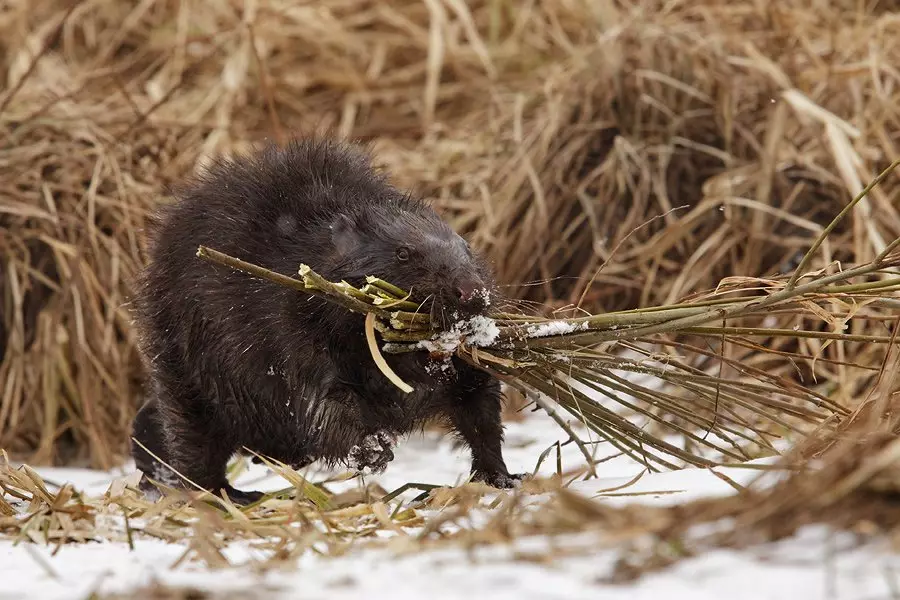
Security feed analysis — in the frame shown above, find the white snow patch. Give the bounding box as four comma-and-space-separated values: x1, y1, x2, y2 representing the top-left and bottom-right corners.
525, 320, 590, 338
418, 329, 462, 354
5, 526, 898, 600
472, 287, 492, 308
424, 358, 453, 377
5, 439, 897, 600
417, 315, 501, 354
465, 315, 500, 346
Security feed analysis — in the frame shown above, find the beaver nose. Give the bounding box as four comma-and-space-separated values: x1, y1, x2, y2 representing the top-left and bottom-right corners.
454, 279, 486, 310
456, 283, 476, 303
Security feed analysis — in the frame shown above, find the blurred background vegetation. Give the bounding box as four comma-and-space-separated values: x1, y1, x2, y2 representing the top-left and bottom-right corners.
1, 0, 898, 470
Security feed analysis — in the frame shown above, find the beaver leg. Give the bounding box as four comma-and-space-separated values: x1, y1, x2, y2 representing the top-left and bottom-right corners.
450, 365, 524, 489
132, 376, 263, 506
131, 395, 169, 485
296, 382, 398, 475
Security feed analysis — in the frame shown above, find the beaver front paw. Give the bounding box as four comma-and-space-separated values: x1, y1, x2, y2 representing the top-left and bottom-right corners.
348, 431, 396, 474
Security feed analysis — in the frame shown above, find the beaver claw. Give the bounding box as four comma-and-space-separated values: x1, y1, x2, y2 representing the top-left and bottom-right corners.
472, 470, 526, 489
251, 454, 313, 470
221, 485, 264, 506
348, 431, 396, 474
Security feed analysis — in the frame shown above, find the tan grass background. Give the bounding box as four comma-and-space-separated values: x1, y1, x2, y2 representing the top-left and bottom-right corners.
1, 0, 899, 470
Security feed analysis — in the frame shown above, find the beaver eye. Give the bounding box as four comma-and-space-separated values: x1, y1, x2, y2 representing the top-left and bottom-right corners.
396, 246, 410, 262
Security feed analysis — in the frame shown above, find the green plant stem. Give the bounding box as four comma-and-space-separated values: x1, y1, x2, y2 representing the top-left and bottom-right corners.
521, 257, 900, 349
365, 276, 409, 298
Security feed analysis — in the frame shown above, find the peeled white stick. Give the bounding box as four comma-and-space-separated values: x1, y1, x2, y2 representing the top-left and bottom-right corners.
365, 312, 414, 394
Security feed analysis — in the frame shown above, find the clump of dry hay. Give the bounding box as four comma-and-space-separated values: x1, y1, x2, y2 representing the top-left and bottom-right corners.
415, 1, 900, 313
2, 0, 900, 469
0, 446, 532, 572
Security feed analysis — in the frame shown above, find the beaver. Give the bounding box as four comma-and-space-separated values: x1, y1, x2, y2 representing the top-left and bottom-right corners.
130, 137, 523, 504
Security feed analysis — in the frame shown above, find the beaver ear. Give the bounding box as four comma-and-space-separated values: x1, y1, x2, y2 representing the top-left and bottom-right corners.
330, 213, 361, 256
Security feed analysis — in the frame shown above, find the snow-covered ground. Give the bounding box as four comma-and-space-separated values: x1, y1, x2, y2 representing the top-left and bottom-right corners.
3, 411, 898, 600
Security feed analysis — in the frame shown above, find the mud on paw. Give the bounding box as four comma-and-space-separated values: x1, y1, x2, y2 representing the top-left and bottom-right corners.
348, 431, 396, 474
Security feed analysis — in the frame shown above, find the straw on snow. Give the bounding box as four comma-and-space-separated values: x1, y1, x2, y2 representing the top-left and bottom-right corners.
0, 448, 442, 564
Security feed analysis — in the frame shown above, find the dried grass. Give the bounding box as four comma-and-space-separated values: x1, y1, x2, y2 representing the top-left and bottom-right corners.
5, 390, 900, 586
0, 445, 544, 574
1, 1, 899, 477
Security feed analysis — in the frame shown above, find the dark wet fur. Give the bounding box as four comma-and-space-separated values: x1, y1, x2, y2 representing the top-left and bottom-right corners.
131, 138, 522, 505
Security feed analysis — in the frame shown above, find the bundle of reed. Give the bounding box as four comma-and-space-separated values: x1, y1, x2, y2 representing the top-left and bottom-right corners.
193, 160, 900, 475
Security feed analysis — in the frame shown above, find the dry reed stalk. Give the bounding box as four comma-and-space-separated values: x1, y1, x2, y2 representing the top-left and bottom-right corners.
94, 583, 266, 599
